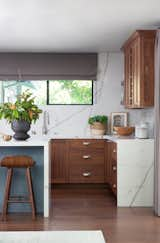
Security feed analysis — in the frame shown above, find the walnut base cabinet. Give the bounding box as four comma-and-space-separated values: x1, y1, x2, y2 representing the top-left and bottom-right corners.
122, 30, 156, 109
51, 139, 68, 184
68, 139, 105, 183
105, 141, 117, 197
51, 139, 117, 198
51, 139, 107, 184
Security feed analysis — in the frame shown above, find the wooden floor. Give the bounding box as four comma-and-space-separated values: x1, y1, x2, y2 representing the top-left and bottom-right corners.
0, 185, 160, 243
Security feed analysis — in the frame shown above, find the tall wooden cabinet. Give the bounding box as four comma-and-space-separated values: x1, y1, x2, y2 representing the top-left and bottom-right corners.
122, 30, 156, 108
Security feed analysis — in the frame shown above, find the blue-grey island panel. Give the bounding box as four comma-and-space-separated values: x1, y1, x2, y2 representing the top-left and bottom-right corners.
0, 146, 44, 213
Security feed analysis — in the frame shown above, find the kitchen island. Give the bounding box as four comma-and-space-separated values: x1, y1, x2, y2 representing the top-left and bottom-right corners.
0, 137, 50, 217
0, 134, 155, 218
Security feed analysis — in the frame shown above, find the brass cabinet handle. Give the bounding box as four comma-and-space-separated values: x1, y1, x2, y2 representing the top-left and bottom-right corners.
113, 149, 116, 153
82, 155, 91, 159
113, 184, 116, 188
83, 142, 90, 146
112, 166, 117, 171
82, 172, 91, 177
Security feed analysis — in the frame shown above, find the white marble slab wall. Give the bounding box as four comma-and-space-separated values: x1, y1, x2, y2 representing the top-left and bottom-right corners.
117, 139, 154, 207
0, 53, 154, 137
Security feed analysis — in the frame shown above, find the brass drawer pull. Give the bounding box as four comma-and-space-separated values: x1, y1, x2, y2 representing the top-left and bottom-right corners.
83, 142, 90, 146
113, 149, 116, 153
113, 184, 116, 188
82, 155, 91, 159
112, 166, 117, 171
82, 172, 91, 177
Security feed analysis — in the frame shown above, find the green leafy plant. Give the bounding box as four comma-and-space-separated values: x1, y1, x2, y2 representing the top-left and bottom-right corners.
88, 115, 108, 125
0, 90, 42, 123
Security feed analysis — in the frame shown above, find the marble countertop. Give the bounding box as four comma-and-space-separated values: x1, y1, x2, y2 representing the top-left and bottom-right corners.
104, 135, 154, 143
0, 136, 50, 146
0, 134, 154, 146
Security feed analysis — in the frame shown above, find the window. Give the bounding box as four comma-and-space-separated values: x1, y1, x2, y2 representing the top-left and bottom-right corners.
0, 80, 93, 105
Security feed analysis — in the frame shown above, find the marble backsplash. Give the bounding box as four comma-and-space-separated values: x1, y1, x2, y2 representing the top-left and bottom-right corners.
0, 52, 154, 138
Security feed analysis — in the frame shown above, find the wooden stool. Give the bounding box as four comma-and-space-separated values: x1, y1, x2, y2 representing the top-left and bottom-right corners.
0, 155, 36, 220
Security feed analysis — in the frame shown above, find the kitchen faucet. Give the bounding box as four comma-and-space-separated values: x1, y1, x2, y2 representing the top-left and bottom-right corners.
42, 111, 50, 135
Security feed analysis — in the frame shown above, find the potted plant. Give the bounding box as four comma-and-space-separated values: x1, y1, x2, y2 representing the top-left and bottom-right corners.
0, 90, 42, 140
88, 115, 108, 136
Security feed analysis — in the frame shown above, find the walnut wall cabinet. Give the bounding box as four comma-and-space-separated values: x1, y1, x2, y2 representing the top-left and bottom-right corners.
122, 30, 156, 108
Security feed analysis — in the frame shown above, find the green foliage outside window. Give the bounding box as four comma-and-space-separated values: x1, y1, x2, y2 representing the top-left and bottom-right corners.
0, 80, 93, 105
48, 80, 93, 104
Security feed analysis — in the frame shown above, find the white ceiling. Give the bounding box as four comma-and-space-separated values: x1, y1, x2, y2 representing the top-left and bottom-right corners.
0, 0, 160, 52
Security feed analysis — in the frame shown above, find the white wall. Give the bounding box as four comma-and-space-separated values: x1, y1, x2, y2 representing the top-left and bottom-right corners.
0, 52, 154, 137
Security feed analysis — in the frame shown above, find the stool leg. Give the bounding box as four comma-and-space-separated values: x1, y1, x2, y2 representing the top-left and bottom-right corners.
1, 168, 13, 221
26, 168, 36, 219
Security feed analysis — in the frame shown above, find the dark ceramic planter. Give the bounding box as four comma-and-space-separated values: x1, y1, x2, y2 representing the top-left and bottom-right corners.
11, 120, 31, 140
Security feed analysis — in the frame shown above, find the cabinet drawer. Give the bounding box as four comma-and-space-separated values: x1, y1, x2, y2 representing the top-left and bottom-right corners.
69, 164, 105, 183
69, 139, 105, 152
69, 150, 104, 165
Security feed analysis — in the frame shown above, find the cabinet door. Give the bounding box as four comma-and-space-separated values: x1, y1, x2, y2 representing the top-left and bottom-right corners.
124, 38, 141, 108
141, 37, 155, 107
124, 45, 134, 108
51, 139, 68, 184
132, 37, 141, 107
123, 30, 155, 109
105, 141, 117, 196
105, 141, 112, 183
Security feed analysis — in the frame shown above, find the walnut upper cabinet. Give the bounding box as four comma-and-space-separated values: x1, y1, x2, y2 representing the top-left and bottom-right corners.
122, 30, 156, 108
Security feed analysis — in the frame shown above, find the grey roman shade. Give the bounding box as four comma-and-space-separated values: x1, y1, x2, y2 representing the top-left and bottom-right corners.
0, 53, 97, 80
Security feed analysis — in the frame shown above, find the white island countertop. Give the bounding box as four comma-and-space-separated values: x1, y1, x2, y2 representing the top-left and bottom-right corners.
0, 137, 50, 146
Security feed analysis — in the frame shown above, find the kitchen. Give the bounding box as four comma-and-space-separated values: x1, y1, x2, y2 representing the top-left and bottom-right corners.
0, 30, 155, 216
0, 2, 159, 242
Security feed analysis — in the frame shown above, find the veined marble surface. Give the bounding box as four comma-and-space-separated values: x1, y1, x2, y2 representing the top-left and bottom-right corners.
117, 139, 154, 207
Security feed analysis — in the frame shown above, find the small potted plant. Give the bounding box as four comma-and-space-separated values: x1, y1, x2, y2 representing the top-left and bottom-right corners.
88, 115, 108, 136
0, 90, 42, 140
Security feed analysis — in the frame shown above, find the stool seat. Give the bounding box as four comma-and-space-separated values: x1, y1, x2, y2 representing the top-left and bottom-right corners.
0, 156, 35, 168
0, 155, 36, 220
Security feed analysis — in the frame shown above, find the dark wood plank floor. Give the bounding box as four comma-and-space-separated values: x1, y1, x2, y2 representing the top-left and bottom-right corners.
0, 185, 160, 243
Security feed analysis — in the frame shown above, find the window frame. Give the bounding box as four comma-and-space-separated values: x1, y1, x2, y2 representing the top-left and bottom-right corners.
0, 80, 94, 106
46, 80, 94, 105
